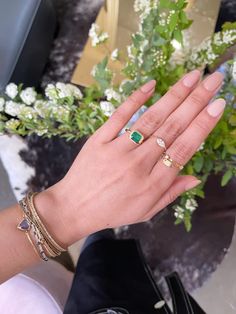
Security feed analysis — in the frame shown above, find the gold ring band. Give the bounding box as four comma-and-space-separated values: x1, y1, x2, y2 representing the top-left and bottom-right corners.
161, 152, 183, 170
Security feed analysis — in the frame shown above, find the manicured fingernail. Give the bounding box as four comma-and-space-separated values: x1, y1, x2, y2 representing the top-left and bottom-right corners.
140, 80, 156, 93
207, 98, 226, 117
185, 179, 201, 191
182, 70, 201, 87
203, 72, 224, 91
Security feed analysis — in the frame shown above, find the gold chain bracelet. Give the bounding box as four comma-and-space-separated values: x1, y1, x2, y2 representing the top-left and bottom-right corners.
17, 192, 66, 260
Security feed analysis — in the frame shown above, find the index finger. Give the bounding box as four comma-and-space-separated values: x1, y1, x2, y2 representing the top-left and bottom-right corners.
96, 80, 156, 142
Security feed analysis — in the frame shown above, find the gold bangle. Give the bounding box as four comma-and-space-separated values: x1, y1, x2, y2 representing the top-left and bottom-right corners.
25, 231, 41, 259
27, 192, 66, 254
28, 211, 61, 257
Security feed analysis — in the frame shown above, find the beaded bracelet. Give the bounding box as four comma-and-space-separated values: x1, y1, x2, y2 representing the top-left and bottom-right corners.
17, 192, 66, 261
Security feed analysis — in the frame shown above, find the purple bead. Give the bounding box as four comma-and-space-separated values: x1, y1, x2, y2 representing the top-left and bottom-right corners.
18, 219, 30, 231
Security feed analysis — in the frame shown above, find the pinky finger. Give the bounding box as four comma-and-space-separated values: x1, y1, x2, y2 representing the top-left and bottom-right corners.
142, 176, 201, 221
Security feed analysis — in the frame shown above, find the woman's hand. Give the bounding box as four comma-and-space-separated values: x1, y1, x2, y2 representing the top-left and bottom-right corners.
35, 70, 225, 247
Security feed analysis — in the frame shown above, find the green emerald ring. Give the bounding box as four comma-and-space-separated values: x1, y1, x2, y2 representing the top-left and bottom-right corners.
125, 128, 144, 144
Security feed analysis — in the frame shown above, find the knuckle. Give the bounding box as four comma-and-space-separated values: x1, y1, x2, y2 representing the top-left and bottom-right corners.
139, 110, 160, 132
111, 108, 126, 123
127, 93, 140, 106
171, 141, 194, 164
194, 116, 210, 133
162, 118, 183, 138
168, 87, 183, 102
189, 93, 204, 107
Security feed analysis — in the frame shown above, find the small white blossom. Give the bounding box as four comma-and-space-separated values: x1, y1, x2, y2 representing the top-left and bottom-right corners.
100, 101, 115, 117
18, 105, 37, 120
0, 98, 5, 111
5, 83, 18, 99
105, 88, 122, 103
185, 199, 197, 212
89, 23, 109, 47
111, 49, 119, 61
34, 100, 51, 118
66, 84, 83, 99
5, 101, 21, 116
197, 142, 205, 151
174, 206, 185, 220
134, 0, 159, 21
5, 118, 20, 130
56, 82, 71, 98
20, 87, 37, 105
45, 84, 58, 100
50, 103, 70, 122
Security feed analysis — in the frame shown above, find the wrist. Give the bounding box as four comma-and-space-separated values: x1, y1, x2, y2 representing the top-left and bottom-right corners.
33, 182, 94, 248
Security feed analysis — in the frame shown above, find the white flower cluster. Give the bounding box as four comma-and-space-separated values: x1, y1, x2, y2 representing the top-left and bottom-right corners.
188, 29, 236, 69
174, 206, 185, 220
5, 118, 20, 131
174, 198, 198, 220
89, 23, 109, 47
100, 101, 115, 117
5, 83, 18, 99
154, 50, 166, 67
45, 82, 83, 101
4, 100, 38, 121
134, 0, 159, 21
2, 82, 82, 131
20, 87, 37, 105
186, 198, 198, 212
104, 88, 122, 103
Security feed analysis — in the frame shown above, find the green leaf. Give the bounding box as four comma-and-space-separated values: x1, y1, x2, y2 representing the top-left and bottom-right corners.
159, 0, 176, 9
193, 155, 204, 172
214, 136, 223, 149
222, 21, 236, 31
169, 12, 178, 33
204, 159, 213, 172
176, 0, 187, 9
229, 114, 236, 126
173, 29, 183, 44
226, 145, 236, 154
184, 216, 192, 232
186, 163, 194, 175
221, 169, 233, 186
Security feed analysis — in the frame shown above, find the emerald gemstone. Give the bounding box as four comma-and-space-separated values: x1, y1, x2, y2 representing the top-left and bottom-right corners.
130, 131, 143, 144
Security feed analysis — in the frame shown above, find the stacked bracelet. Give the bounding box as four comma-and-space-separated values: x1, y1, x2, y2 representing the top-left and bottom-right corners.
17, 192, 66, 261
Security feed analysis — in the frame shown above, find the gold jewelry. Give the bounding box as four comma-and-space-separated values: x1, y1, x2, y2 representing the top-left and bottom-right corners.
17, 204, 48, 261
125, 128, 144, 144
27, 192, 66, 254
17, 192, 66, 261
161, 153, 184, 170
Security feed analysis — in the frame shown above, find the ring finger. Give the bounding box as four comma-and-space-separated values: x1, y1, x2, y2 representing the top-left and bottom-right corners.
150, 98, 226, 193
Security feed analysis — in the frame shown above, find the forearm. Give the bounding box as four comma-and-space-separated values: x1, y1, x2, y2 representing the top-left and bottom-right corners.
0, 184, 86, 283
0, 204, 40, 283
